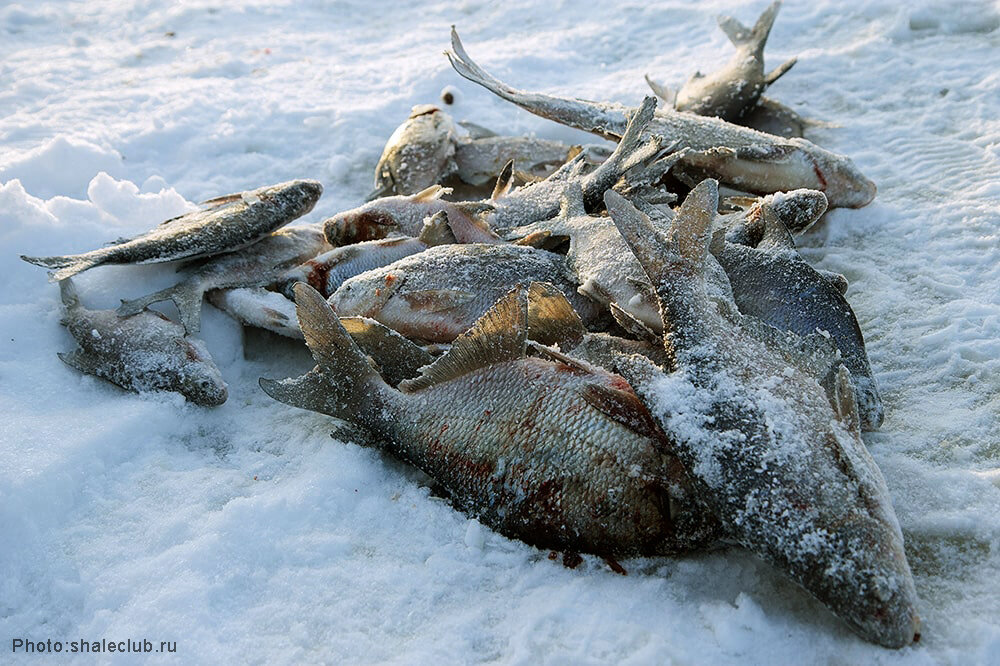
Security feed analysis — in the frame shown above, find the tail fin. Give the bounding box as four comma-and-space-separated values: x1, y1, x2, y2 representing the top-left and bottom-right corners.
58, 277, 81, 309
118, 283, 204, 333
582, 96, 660, 207
718, 1, 780, 54
21, 252, 104, 282
446, 27, 627, 141
259, 283, 392, 424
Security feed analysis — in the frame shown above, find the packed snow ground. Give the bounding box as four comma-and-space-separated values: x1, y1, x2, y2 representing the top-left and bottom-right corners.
2, 0, 999, 663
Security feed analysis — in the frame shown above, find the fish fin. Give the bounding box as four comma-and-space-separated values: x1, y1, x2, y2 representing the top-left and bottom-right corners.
260, 283, 389, 419
513, 230, 552, 248
830, 364, 862, 435
58, 349, 101, 376
764, 57, 797, 86
458, 120, 498, 139
412, 184, 452, 202
491, 160, 515, 200
118, 283, 204, 333
340, 316, 435, 387
21, 252, 104, 282
716, 14, 752, 46
525, 281, 585, 349
416, 211, 457, 246
609, 96, 661, 175
399, 286, 527, 393
817, 270, 849, 295
527, 341, 594, 373
580, 382, 666, 443
609, 303, 661, 345
719, 0, 780, 52
452, 201, 495, 216
58, 278, 81, 309
643, 75, 676, 106
444, 207, 503, 244
198, 192, 246, 207
559, 183, 587, 218
400, 289, 476, 313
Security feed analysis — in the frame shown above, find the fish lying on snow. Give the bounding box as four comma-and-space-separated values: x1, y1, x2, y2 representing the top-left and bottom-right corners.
603, 183, 919, 647
277, 212, 456, 299
325, 96, 664, 244
57, 279, 227, 406
261, 283, 722, 559
329, 243, 602, 343
22, 180, 323, 282
645, 1, 806, 137
447, 28, 876, 208
117, 225, 331, 333
370, 105, 458, 200
207, 287, 303, 340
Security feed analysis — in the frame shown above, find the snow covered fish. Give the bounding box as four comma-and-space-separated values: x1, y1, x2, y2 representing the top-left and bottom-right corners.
370, 105, 458, 200
22, 179, 323, 282
604, 183, 918, 648
117, 225, 331, 333
57, 279, 227, 406
324, 96, 663, 244
447, 28, 876, 208
261, 283, 722, 558
329, 243, 602, 343
645, 1, 799, 133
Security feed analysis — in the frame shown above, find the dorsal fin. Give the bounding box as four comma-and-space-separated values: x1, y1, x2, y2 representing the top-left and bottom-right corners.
608, 303, 660, 345
416, 211, 457, 246
526, 282, 585, 350
491, 160, 515, 200
340, 316, 435, 387
830, 365, 862, 435
559, 183, 586, 218
412, 184, 452, 202
643, 75, 676, 106
398, 287, 527, 393
444, 204, 502, 243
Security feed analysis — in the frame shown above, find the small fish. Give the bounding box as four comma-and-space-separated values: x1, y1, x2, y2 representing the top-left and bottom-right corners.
453, 135, 610, 186
261, 283, 722, 558
22, 180, 323, 282
645, 2, 799, 132
329, 243, 602, 343
447, 28, 876, 208
57, 279, 227, 406
604, 184, 919, 648
117, 225, 331, 333
369, 105, 458, 200
324, 96, 663, 244
277, 212, 455, 299
207, 287, 303, 340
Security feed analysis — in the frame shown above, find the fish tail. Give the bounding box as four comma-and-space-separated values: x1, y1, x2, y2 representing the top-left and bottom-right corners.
21, 252, 104, 282
58, 277, 81, 309
583, 96, 660, 206
446, 27, 626, 140
259, 283, 395, 426
118, 283, 204, 333
718, 1, 780, 52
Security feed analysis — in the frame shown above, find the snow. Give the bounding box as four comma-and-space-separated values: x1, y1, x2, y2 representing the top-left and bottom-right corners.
1, 0, 998, 663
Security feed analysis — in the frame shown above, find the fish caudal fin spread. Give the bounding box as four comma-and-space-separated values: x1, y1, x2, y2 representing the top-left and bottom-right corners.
21, 251, 105, 282
259, 283, 391, 425
118, 284, 204, 333
718, 1, 780, 52
582, 96, 660, 208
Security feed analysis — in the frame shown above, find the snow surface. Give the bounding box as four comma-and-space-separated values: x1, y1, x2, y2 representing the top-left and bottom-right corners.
2, 0, 998, 663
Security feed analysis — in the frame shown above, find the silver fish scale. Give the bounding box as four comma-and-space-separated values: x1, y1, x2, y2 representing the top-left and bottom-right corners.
285, 237, 429, 298
378, 358, 714, 556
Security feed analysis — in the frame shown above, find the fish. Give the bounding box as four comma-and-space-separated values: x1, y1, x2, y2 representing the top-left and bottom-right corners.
261, 282, 723, 558
329, 243, 602, 343
603, 183, 919, 648
644, 2, 799, 132
446, 28, 876, 209
324, 95, 664, 244
712, 197, 885, 430
116, 225, 331, 334
369, 105, 458, 200
453, 135, 611, 186
277, 212, 456, 299
207, 287, 303, 340
57, 279, 228, 406
21, 180, 324, 282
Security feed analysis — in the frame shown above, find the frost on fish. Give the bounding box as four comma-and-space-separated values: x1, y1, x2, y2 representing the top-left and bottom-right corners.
261, 283, 723, 558
329, 243, 602, 343
446, 27, 876, 208
207, 287, 304, 340
58, 279, 227, 406
117, 225, 330, 334
604, 183, 919, 648
22, 179, 324, 281
370, 105, 458, 200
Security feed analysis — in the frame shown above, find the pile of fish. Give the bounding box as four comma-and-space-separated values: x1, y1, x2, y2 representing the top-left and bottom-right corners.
21, 4, 921, 649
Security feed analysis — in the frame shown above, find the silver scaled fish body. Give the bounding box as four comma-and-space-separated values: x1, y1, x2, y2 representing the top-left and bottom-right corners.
57, 279, 228, 406
117, 225, 331, 334
603, 183, 919, 648
329, 243, 602, 343
22, 180, 324, 282
370, 105, 458, 200
277, 212, 456, 299
207, 287, 304, 340
261, 283, 722, 558
447, 28, 875, 209
325, 96, 663, 245
645, 1, 803, 136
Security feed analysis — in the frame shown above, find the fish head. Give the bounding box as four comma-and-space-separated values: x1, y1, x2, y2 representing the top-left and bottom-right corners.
760, 188, 828, 236
174, 338, 228, 406
324, 197, 444, 246
258, 179, 324, 218
788, 138, 877, 209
